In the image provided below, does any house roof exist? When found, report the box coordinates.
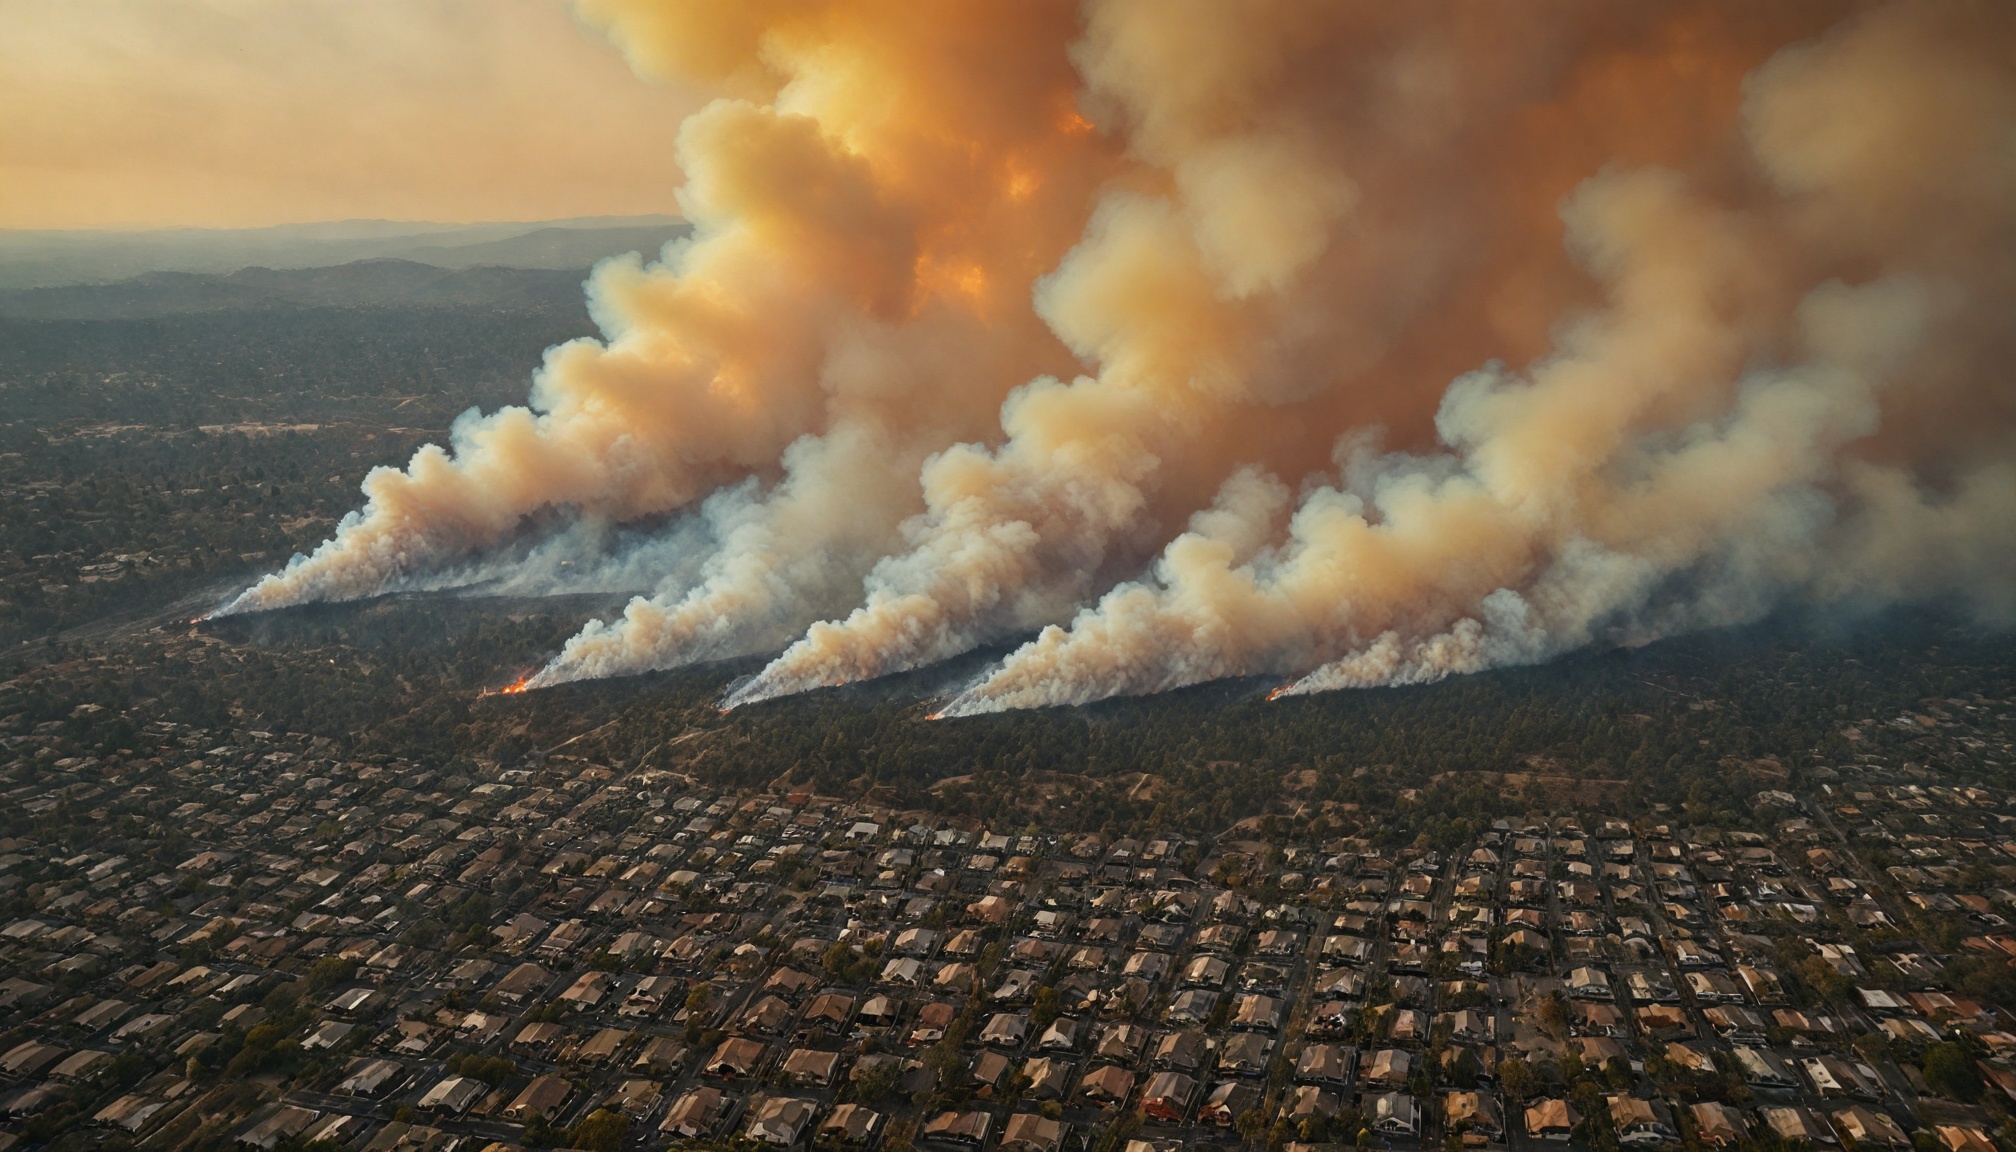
[745,1095,818,1145]
[1002,1112,1066,1152]
[1526,1098,1580,1133]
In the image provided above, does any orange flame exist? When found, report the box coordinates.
[481,675,533,699]
[1003,158,1039,202]
[1054,103,1094,137]
[1266,684,1292,702]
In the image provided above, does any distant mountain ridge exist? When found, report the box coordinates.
[0,259,599,320]
[396,225,687,270]
[0,216,690,290]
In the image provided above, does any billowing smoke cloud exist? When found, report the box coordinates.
[226,0,2016,713]
[222,0,1111,618]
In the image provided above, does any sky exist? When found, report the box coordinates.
[0,0,702,230]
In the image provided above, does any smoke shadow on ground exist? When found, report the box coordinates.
[196,591,629,659]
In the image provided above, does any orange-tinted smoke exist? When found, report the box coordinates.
[221,1,2015,718]
[221,0,1117,617]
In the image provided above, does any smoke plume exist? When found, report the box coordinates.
[226,0,2016,713]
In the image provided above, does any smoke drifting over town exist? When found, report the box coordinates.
[220,0,2016,713]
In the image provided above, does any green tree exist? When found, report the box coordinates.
[1030,986,1061,1029]
[1922,1042,1983,1102]
[1499,1056,1535,1102]
[567,1109,629,1152]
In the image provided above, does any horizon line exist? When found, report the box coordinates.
[0,214,690,239]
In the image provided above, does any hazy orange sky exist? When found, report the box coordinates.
[0,0,705,231]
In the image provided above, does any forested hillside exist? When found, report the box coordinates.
[0,276,597,645]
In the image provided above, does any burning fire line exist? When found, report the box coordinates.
[479,675,533,699]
